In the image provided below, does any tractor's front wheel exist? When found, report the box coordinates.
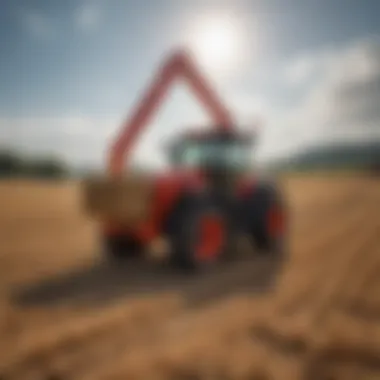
[165,193,228,273]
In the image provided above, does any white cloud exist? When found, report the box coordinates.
[0,115,170,171]
[18,8,55,41]
[0,116,117,169]
[257,36,380,161]
[297,37,380,132]
[227,93,269,125]
[284,55,320,86]
[282,46,338,87]
[74,1,102,32]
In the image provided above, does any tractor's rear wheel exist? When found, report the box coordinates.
[241,182,287,261]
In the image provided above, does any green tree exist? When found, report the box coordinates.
[0,151,24,177]
[0,149,70,179]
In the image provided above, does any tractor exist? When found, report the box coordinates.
[82,50,287,272]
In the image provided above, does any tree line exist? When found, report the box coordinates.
[0,150,70,179]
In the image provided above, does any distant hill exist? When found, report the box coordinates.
[266,141,380,172]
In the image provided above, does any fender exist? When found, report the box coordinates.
[134,170,206,242]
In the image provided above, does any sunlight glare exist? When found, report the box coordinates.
[183,11,248,79]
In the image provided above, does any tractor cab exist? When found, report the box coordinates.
[169,127,253,168]
[168,127,255,189]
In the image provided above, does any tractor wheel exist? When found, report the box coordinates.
[102,235,141,263]
[241,181,287,260]
[165,193,228,273]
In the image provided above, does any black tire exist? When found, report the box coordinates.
[241,181,287,258]
[164,192,229,273]
[102,235,141,263]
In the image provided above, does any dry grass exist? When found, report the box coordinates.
[0,175,379,379]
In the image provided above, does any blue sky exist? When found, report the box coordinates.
[1,0,380,169]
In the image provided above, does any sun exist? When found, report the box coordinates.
[183,11,247,78]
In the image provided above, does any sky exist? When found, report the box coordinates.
[0,0,380,170]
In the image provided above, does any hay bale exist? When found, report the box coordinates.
[81,174,153,224]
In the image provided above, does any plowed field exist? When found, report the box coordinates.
[0,175,379,380]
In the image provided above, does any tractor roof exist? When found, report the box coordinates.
[178,126,255,144]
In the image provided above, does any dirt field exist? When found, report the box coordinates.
[0,175,379,380]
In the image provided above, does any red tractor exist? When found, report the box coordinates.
[84,50,287,272]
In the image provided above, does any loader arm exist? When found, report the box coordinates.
[108,50,234,176]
